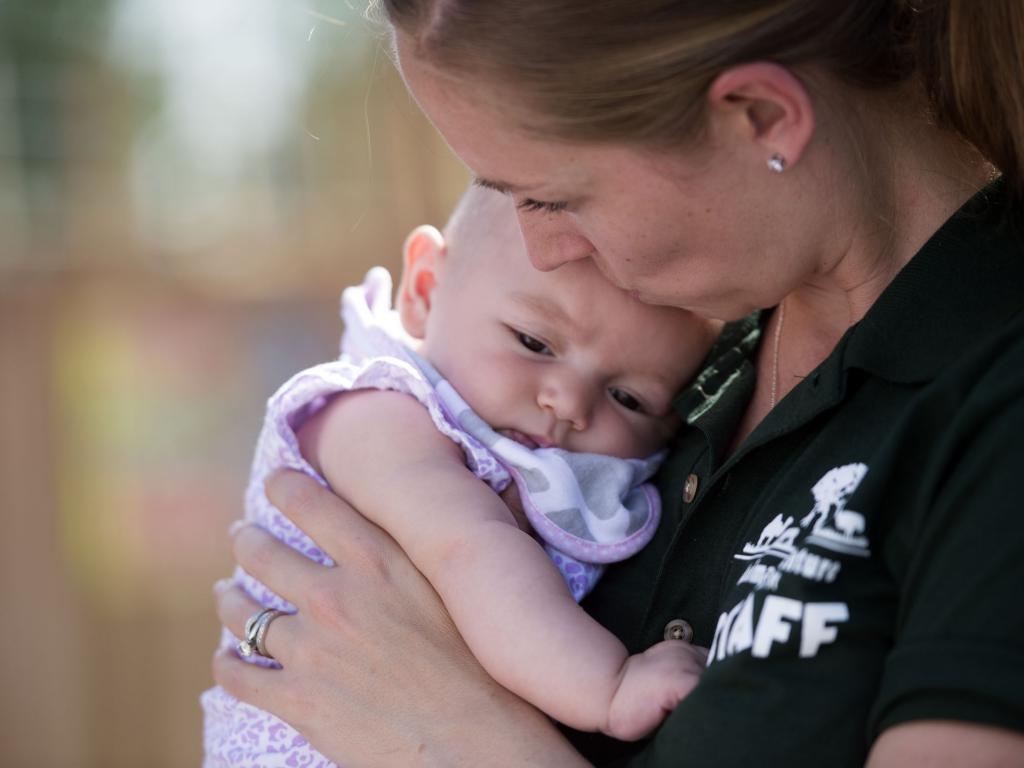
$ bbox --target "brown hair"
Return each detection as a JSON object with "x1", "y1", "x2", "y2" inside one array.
[{"x1": 377, "y1": 0, "x2": 1024, "y2": 196}]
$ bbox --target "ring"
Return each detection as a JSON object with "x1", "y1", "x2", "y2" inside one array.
[
  {"x1": 237, "y1": 608, "x2": 286, "y2": 660},
  {"x1": 243, "y1": 610, "x2": 264, "y2": 642},
  {"x1": 253, "y1": 609, "x2": 286, "y2": 659},
  {"x1": 237, "y1": 608, "x2": 268, "y2": 658}
]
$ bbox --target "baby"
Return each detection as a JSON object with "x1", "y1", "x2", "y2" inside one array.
[{"x1": 203, "y1": 186, "x2": 720, "y2": 766}]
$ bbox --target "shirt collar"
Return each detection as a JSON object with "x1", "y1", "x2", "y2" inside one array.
[{"x1": 671, "y1": 180, "x2": 1024, "y2": 446}]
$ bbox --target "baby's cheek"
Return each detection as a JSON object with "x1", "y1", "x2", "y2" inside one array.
[
  {"x1": 615, "y1": 415, "x2": 672, "y2": 460},
  {"x1": 569, "y1": 411, "x2": 647, "y2": 460},
  {"x1": 450, "y1": 357, "x2": 527, "y2": 426}
]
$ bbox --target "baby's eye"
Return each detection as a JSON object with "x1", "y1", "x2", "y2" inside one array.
[
  {"x1": 515, "y1": 331, "x2": 552, "y2": 356},
  {"x1": 609, "y1": 387, "x2": 642, "y2": 413},
  {"x1": 517, "y1": 198, "x2": 568, "y2": 214}
]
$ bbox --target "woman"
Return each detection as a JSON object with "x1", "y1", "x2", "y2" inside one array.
[{"x1": 212, "y1": 1, "x2": 1024, "y2": 765}]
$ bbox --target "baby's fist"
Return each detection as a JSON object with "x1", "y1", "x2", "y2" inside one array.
[{"x1": 605, "y1": 639, "x2": 708, "y2": 741}]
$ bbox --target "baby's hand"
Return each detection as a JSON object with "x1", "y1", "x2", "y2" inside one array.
[{"x1": 605, "y1": 639, "x2": 708, "y2": 741}]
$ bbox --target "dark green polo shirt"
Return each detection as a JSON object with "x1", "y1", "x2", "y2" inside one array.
[{"x1": 571, "y1": 181, "x2": 1024, "y2": 766}]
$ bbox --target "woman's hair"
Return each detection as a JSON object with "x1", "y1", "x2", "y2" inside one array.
[{"x1": 377, "y1": 0, "x2": 1024, "y2": 196}]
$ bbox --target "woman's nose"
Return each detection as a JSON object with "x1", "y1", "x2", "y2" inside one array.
[
  {"x1": 537, "y1": 373, "x2": 593, "y2": 431},
  {"x1": 516, "y1": 210, "x2": 594, "y2": 272}
]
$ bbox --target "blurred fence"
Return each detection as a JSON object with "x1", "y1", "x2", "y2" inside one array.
[{"x1": 0, "y1": 2, "x2": 466, "y2": 764}]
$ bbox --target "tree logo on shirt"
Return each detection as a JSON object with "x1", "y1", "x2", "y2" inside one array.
[
  {"x1": 708, "y1": 463, "x2": 869, "y2": 664},
  {"x1": 800, "y1": 463, "x2": 870, "y2": 555},
  {"x1": 737, "y1": 462, "x2": 870, "y2": 565}
]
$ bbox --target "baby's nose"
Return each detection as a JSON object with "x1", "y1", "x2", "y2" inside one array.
[{"x1": 537, "y1": 373, "x2": 594, "y2": 431}]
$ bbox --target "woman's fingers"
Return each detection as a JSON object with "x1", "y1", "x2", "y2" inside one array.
[
  {"x1": 232, "y1": 523, "x2": 330, "y2": 608},
  {"x1": 265, "y1": 469, "x2": 399, "y2": 562},
  {"x1": 212, "y1": 647, "x2": 291, "y2": 714},
  {"x1": 214, "y1": 580, "x2": 263, "y2": 639},
  {"x1": 214, "y1": 582, "x2": 299, "y2": 664}
]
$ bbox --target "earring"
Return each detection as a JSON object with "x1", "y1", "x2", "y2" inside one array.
[{"x1": 767, "y1": 153, "x2": 787, "y2": 173}]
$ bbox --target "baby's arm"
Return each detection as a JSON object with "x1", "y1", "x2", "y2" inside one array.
[{"x1": 298, "y1": 389, "x2": 703, "y2": 739}]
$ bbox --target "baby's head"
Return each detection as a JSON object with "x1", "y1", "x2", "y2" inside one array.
[{"x1": 397, "y1": 185, "x2": 720, "y2": 459}]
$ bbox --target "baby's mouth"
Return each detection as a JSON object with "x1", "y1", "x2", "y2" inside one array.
[{"x1": 497, "y1": 428, "x2": 541, "y2": 450}]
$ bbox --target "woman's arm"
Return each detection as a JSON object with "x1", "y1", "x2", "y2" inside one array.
[
  {"x1": 867, "y1": 722, "x2": 1024, "y2": 767},
  {"x1": 212, "y1": 469, "x2": 592, "y2": 767}
]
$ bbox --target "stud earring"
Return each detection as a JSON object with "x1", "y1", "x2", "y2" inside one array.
[{"x1": 767, "y1": 153, "x2": 787, "y2": 173}]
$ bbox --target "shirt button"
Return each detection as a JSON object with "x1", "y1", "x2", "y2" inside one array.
[
  {"x1": 683, "y1": 473, "x2": 699, "y2": 503},
  {"x1": 664, "y1": 619, "x2": 694, "y2": 643}
]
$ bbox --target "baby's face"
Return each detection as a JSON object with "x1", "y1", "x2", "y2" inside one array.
[{"x1": 418, "y1": 199, "x2": 718, "y2": 460}]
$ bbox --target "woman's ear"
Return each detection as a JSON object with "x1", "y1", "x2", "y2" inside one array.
[
  {"x1": 398, "y1": 224, "x2": 446, "y2": 339},
  {"x1": 706, "y1": 62, "x2": 816, "y2": 169}
]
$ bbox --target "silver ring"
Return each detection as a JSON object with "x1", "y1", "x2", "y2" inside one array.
[
  {"x1": 254, "y1": 609, "x2": 286, "y2": 659},
  {"x1": 243, "y1": 609, "x2": 266, "y2": 641},
  {"x1": 237, "y1": 608, "x2": 283, "y2": 659}
]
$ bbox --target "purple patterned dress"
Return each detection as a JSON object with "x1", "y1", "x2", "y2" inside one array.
[{"x1": 201, "y1": 268, "x2": 664, "y2": 767}]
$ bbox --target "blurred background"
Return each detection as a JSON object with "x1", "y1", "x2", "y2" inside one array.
[{"x1": 0, "y1": 1, "x2": 466, "y2": 765}]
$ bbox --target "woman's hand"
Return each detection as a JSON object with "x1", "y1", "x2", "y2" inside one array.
[{"x1": 212, "y1": 469, "x2": 589, "y2": 767}]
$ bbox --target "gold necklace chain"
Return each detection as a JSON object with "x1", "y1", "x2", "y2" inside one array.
[{"x1": 770, "y1": 300, "x2": 786, "y2": 409}]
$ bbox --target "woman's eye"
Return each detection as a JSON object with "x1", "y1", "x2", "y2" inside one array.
[
  {"x1": 516, "y1": 331, "x2": 552, "y2": 355},
  {"x1": 609, "y1": 388, "x2": 642, "y2": 412},
  {"x1": 517, "y1": 198, "x2": 568, "y2": 214}
]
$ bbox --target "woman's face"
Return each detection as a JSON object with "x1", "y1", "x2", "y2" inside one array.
[{"x1": 398, "y1": 40, "x2": 811, "y2": 321}]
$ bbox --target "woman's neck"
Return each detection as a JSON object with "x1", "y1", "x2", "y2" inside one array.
[
  {"x1": 789, "y1": 103, "x2": 991, "y2": 369},
  {"x1": 729, "y1": 111, "x2": 991, "y2": 455}
]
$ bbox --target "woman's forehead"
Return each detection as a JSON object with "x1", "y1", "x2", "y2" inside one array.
[{"x1": 398, "y1": 35, "x2": 599, "y2": 187}]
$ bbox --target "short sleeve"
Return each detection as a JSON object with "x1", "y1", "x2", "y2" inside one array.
[{"x1": 869, "y1": 345, "x2": 1024, "y2": 736}]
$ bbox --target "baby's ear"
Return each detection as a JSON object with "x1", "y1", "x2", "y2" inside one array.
[{"x1": 398, "y1": 224, "x2": 446, "y2": 339}]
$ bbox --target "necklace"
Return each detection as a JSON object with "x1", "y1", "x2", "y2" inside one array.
[{"x1": 770, "y1": 300, "x2": 786, "y2": 409}]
